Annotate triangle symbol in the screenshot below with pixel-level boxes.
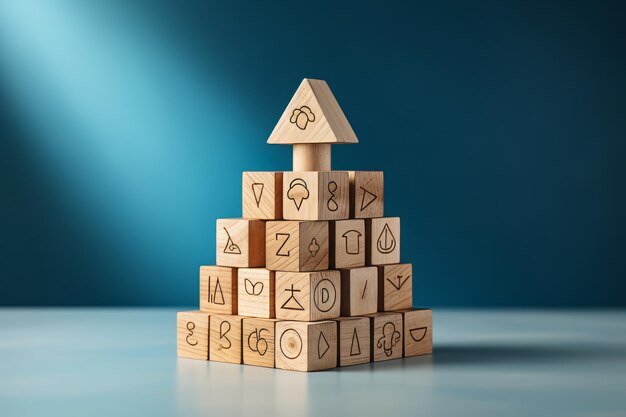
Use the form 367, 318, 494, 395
267, 79, 359, 144
318, 331, 330, 359
360, 187, 377, 211
349, 328, 361, 356
211, 277, 225, 305
251, 183, 264, 207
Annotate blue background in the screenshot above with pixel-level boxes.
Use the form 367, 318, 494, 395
0, 1, 624, 307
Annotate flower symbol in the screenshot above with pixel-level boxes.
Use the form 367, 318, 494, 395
290, 106, 316, 130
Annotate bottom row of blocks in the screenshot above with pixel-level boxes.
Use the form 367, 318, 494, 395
177, 309, 432, 371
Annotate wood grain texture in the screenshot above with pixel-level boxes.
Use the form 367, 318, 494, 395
340, 266, 378, 316
238, 268, 275, 318
335, 317, 370, 367
292, 144, 331, 171
349, 171, 384, 218
377, 263, 412, 311
216, 219, 266, 268
331, 219, 365, 269
209, 315, 243, 364
366, 217, 400, 265
242, 318, 278, 368
266, 221, 328, 272
399, 308, 433, 357
199, 266, 237, 315
275, 320, 337, 372
275, 270, 341, 321
242, 172, 283, 220
177, 311, 210, 360
367, 312, 403, 362
267, 78, 358, 144
283, 171, 349, 221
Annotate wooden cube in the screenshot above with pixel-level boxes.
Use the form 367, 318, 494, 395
266, 221, 329, 272
366, 217, 400, 265
242, 318, 278, 368
283, 171, 349, 220
216, 218, 265, 268
378, 263, 412, 311
340, 266, 378, 316
336, 317, 371, 367
275, 320, 337, 371
200, 266, 237, 314
330, 219, 365, 269
276, 270, 341, 321
367, 312, 403, 361
400, 308, 433, 357
238, 268, 275, 318
242, 172, 283, 220
209, 315, 243, 364
177, 311, 211, 360
349, 171, 384, 218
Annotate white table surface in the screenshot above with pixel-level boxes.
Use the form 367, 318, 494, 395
1, 308, 624, 417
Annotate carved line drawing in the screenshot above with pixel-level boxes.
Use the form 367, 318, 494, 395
361, 280, 368, 300
360, 186, 377, 211
327, 181, 338, 212
251, 182, 264, 208
349, 327, 361, 356
308, 238, 320, 257
387, 275, 410, 291
287, 178, 309, 210
223, 227, 242, 254
290, 105, 315, 130
208, 276, 225, 305
248, 327, 269, 356
218, 320, 232, 351
318, 331, 330, 359
275, 233, 291, 257
342, 229, 362, 255
281, 284, 305, 311
409, 327, 428, 342
313, 279, 336, 313
244, 278, 264, 296
376, 321, 401, 357
376, 223, 396, 254
280, 328, 303, 359
186, 321, 198, 346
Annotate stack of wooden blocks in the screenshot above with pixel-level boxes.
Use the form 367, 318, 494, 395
177, 78, 433, 371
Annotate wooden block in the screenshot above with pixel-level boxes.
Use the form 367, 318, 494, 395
177, 311, 210, 360
199, 266, 237, 314
275, 320, 338, 371
216, 218, 265, 267
209, 315, 243, 364
330, 219, 365, 269
366, 217, 400, 265
367, 312, 403, 361
242, 318, 278, 368
335, 317, 371, 367
267, 78, 358, 145
340, 266, 378, 316
275, 270, 341, 321
349, 171, 384, 218
266, 220, 329, 272
238, 268, 275, 318
283, 171, 349, 220
377, 263, 413, 311
400, 308, 433, 357
242, 172, 283, 220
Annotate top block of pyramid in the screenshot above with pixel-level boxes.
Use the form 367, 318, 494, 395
267, 79, 358, 145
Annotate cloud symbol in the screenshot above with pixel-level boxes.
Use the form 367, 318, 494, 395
287, 178, 310, 210
290, 106, 316, 130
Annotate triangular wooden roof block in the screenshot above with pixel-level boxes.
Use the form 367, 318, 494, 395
267, 79, 358, 144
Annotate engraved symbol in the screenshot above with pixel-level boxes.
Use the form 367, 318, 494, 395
281, 284, 305, 311
280, 328, 303, 359
287, 178, 309, 210
318, 331, 330, 359
349, 327, 361, 356
308, 238, 320, 257
251, 183, 264, 208
376, 223, 396, 254
248, 327, 269, 356
208, 276, 225, 305
275, 233, 291, 257
313, 279, 336, 313
342, 230, 362, 255
223, 227, 241, 254
218, 321, 232, 351
387, 275, 410, 291
360, 187, 377, 211
244, 279, 264, 296
409, 327, 428, 342
327, 181, 338, 212
376, 322, 401, 357
361, 280, 368, 299
185, 322, 198, 346
290, 105, 315, 130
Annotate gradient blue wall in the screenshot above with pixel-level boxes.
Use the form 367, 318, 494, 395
1, 1, 624, 306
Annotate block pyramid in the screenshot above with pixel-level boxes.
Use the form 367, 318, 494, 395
177, 78, 433, 371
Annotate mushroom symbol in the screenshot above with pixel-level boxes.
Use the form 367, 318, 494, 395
287, 178, 310, 210
290, 106, 316, 130
376, 322, 401, 357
